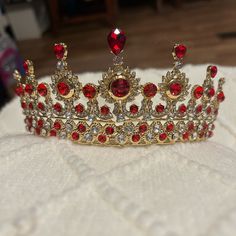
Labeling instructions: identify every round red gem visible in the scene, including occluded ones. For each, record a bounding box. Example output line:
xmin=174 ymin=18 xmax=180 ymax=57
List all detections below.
xmin=139 ymin=123 xmax=148 ymax=134
xmin=15 ymin=85 xmax=24 ymax=96
xmin=210 ymin=66 xmax=217 ymax=78
xmin=155 ymin=104 xmax=165 ymax=113
xmin=50 ymin=130 xmax=57 ymax=137
xmin=130 ymin=104 xmax=139 ymax=114
xmin=178 ymin=104 xmax=187 ymax=114
xmin=203 ymin=122 xmax=208 ymax=130
xmin=37 ymin=119 xmax=44 ymax=128
xmin=78 ymin=124 xmax=86 ymax=133
xmin=29 ymin=102 xmax=33 ymax=110
xmin=57 ymin=82 xmax=70 ymax=96
xmin=25 ymin=84 xmax=33 ymax=95
xmin=143 ymin=83 xmax=157 ymax=98
xmin=83 ymin=84 xmax=97 ymax=99
xmin=166 ymin=123 xmax=174 ymax=132
xmin=110 ymin=79 xmax=130 ymax=98
xmin=159 ymin=133 xmax=167 ymax=141
xmin=53 ymin=103 xmax=62 ymax=113
xmin=193 ymin=86 xmax=203 ymax=99
xmin=105 ymin=126 xmax=114 ymax=135
xmin=107 ymin=28 xmax=126 ymax=55
xmin=37 ymin=83 xmax=48 ymax=97
xmin=169 ymin=82 xmax=182 ymax=96
xmin=208 ymin=88 xmax=215 ymax=98
xmin=71 ymin=132 xmax=79 ymax=140
xmin=54 ymin=44 xmax=65 ymax=59
xmin=206 ymin=106 xmax=212 ymax=114
xmin=100 ymin=105 xmax=110 ymax=115
xmin=54 ymin=121 xmax=61 ymax=130
xmin=21 ymin=101 xmax=27 ymax=109
xmin=174 ymin=44 xmax=187 ymax=59
xmin=217 ymin=91 xmax=225 ymax=102
xmin=37 ymin=102 xmax=45 ymax=111
xmin=188 ymin=122 xmax=194 ymax=132
xmin=182 ymin=132 xmax=189 ymax=141
xmin=196 ymin=104 xmax=203 ymax=114
xmin=23 ymin=61 xmax=29 ymax=74
xmin=75 ymin=103 xmax=84 ymax=113
xmin=132 ymin=134 xmax=141 ymax=143
xmin=98 ymin=134 xmax=107 ymax=143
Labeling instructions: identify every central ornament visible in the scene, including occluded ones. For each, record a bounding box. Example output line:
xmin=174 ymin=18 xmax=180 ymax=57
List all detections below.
xmin=110 ymin=78 xmax=130 ymax=98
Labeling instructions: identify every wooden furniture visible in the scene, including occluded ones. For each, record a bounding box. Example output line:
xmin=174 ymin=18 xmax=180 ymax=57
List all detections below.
xmin=47 ymin=0 xmax=118 ymax=34
xmin=156 ymin=0 xmax=183 ymax=12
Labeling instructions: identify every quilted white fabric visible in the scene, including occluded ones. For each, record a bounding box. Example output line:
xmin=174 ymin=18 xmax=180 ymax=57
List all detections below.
xmin=0 ymin=65 xmax=236 ymax=236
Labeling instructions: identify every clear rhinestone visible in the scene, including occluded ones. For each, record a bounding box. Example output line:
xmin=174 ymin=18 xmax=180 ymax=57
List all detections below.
xmin=91 ymin=126 xmax=99 ymax=134
xmin=172 ymin=132 xmax=179 ymax=141
xmin=197 ymin=124 xmax=203 ymax=131
xmin=66 ymin=111 xmax=72 ymax=119
xmin=47 ymin=110 xmax=52 ymax=117
xmin=117 ymin=133 xmax=126 ymax=144
xmin=113 ymin=55 xmax=123 ymax=65
xmin=44 ymin=121 xmax=50 ymax=129
xmin=84 ymin=133 xmax=93 ymax=142
xmin=192 ymin=132 xmax=198 ymax=140
xmin=57 ymin=61 xmax=66 ymax=70
xmin=146 ymin=132 xmax=153 ymax=141
xmin=41 ymin=129 xmax=47 ymax=135
xmin=143 ymin=113 xmax=151 ymax=120
xmin=117 ymin=114 xmax=125 ymax=122
xmin=174 ymin=60 xmax=183 ymax=69
xmin=32 ymin=120 xmax=37 ymax=128
xmin=153 ymin=124 xmax=161 ymax=134
xmin=124 ymin=125 xmax=134 ymax=134
xmin=88 ymin=115 xmax=95 ymax=122
xmin=65 ymin=123 xmax=73 ymax=132
xmin=60 ymin=131 xmax=67 ymax=139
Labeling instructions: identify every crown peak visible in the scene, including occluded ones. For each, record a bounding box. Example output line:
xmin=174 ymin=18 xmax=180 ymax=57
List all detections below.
xmin=107 ymin=28 xmax=126 ymax=55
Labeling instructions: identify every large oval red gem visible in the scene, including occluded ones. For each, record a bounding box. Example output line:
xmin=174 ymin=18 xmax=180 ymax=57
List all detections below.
xmin=169 ymin=82 xmax=182 ymax=96
xmin=83 ymin=84 xmax=97 ymax=99
xmin=110 ymin=79 xmax=130 ymax=98
xmin=107 ymin=29 xmax=126 ymax=55
xmin=57 ymin=82 xmax=70 ymax=96
xmin=143 ymin=83 xmax=157 ymax=98
xmin=37 ymin=83 xmax=48 ymax=97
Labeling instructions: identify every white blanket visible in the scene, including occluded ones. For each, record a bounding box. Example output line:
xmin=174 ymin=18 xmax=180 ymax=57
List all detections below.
xmin=0 ymin=65 xmax=236 ymax=236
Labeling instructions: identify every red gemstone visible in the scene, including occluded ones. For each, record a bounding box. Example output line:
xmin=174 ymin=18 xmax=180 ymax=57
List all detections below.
xmin=132 ymin=134 xmax=141 ymax=143
xmin=110 ymin=79 xmax=130 ymax=98
xmin=57 ymin=82 xmax=70 ymax=96
xmin=217 ymin=91 xmax=225 ymax=102
xmin=130 ymin=104 xmax=139 ymax=114
xmin=105 ymin=126 xmax=114 ymax=135
xmin=169 ymin=82 xmax=182 ymax=96
xmin=37 ymin=119 xmax=44 ymax=128
xmin=206 ymin=106 xmax=212 ymax=114
xmin=15 ymin=85 xmax=24 ymax=96
xmin=100 ymin=105 xmax=110 ymax=115
xmin=182 ymin=132 xmax=189 ymax=141
xmin=98 ymin=134 xmax=107 ymax=143
xmin=166 ymin=123 xmax=174 ymax=132
xmin=174 ymin=44 xmax=187 ymax=59
xmin=139 ymin=123 xmax=148 ymax=134
xmin=210 ymin=66 xmax=217 ymax=78
xmin=53 ymin=103 xmax=62 ymax=113
xmin=208 ymin=131 xmax=213 ymax=138
xmin=78 ymin=124 xmax=86 ymax=133
xmin=26 ymin=117 xmax=33 ymax=127
xmin=83 ymin=84 xmax=96 ymax=99
xmin=155 ymin=104 xmax=165 ymax=113
xmin=188 ymin=122 xmax=194 ymax=132
xmin=28 ymin=102 xmax=33 ymax=110
xmin=50 ymin=130 xmax=57 ymax=137
xmin=107 ymin=28 xmax=126 ymax=55
xmin=193 ymin=86 xmax=203 ymax=99
xmin=208 ymin=88 xmax=215 ymax=98
xmin=196 ymin=104 xmax=203 ymax=114
xmin=35 ymin=127 xmax=41 ymax=135
xmin=203 ymin=122 xmax=208 ymax=130
xmin=178 ymin=104 xmax=187 ymax=114
xmin=37 ymin=83 xmax=48 ymax=97
xmin=25 ymin=84 xmax=33 ymax=95
xmin=143 ymin=83 xmax=157 ymax=98
xmin=54 ymin=121 xmax=61 ymax=130
xmin=159 ymin=133 xmax=167 ymax=141
xmin=71 ymin=132 xmax=79 ymax=140
xmin=37 ymin=102 xmax=45 ymax=111
xmin=75 ymin=103 xmax=84 ymax=113
xmin=23 ymin=61 xmax=29 ymax=74
xmin=54 ymin=44 xmax=65 ymax=59
xmin=21 ymin=101 xmax=27 ymax=109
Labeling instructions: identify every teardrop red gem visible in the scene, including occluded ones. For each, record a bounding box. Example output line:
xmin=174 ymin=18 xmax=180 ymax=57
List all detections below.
xmin=107 ymin=29 xmax=126 ymax=55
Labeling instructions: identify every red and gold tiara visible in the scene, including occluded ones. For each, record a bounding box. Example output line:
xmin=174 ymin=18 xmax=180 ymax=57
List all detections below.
xmin=14 ymin=29 xmax=225 ymax=146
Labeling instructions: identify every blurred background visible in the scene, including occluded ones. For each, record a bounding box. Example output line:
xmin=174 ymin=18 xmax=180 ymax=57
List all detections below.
xmin=0 ymin=0 xmax=236 ymax=109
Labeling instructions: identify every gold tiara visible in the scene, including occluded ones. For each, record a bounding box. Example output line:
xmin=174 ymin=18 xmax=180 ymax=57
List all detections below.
xmin=14 ymin=28 xmax=225 ymax=146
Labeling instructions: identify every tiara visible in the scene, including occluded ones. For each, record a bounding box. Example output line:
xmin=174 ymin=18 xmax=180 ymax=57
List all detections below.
xmin=14 ymin=29 xmax=225 ymax=146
